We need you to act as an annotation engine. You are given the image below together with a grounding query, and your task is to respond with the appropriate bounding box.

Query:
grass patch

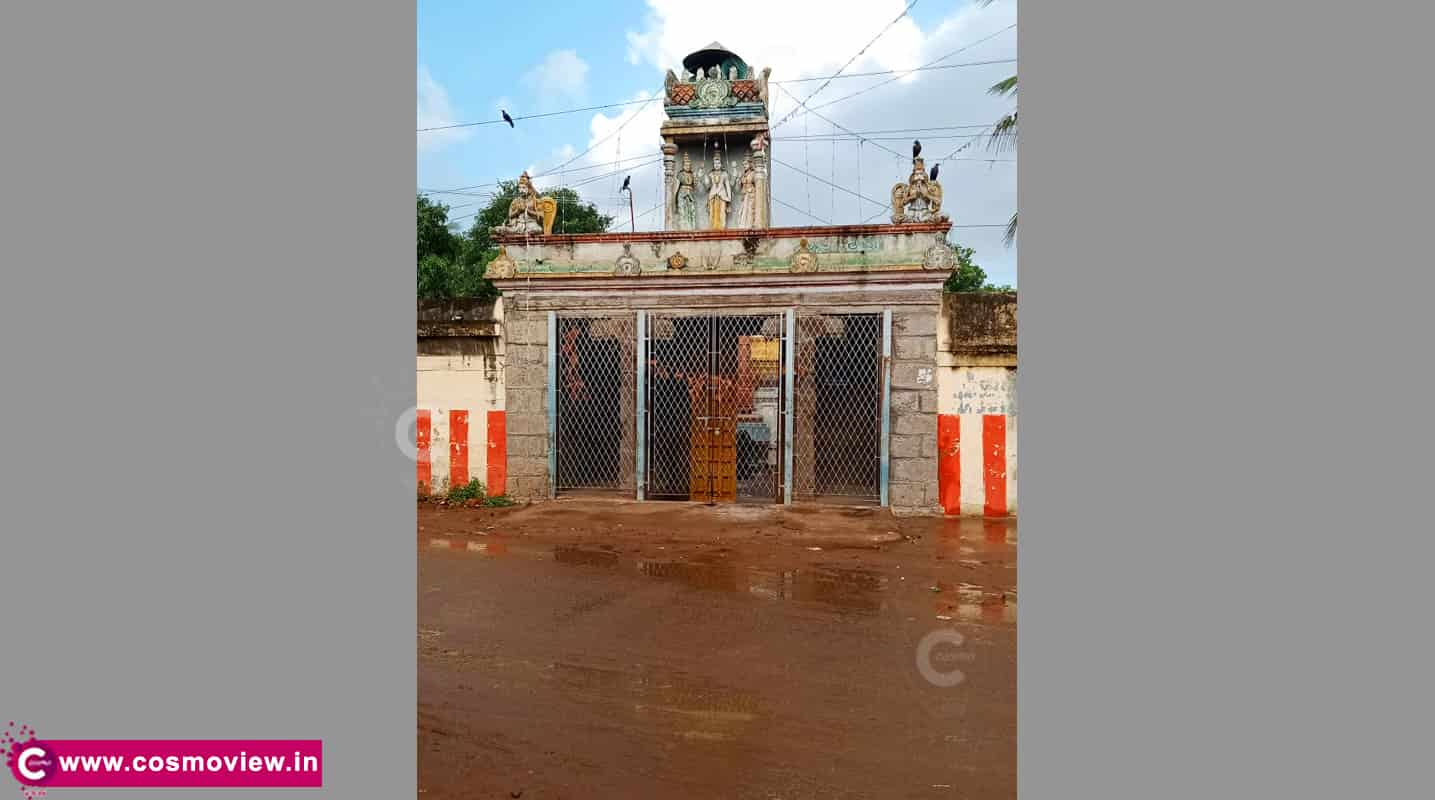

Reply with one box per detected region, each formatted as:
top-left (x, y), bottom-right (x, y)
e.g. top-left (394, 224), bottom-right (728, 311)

top-left (438, 479), bottom-right (518, 508)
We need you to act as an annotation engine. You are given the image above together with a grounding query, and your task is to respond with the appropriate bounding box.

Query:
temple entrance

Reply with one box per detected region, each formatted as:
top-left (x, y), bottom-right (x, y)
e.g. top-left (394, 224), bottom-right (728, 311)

top-left (644, 313), bottom-right (786, 503)
top-left (792, 313), bottom-right (884, 504)
top-left (553, 314), bottom-right (638, 496)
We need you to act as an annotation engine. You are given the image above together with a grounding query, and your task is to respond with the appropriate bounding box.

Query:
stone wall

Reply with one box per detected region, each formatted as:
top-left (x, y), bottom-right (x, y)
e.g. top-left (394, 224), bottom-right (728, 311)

top-left (887, 307), bottom-right (943, 515)
top-left (492, 279), bottom-right (944, 514)
top-left (416, 288), bottom-right (1016, 516)
top-left (498, 302), bottom-right (551, 501)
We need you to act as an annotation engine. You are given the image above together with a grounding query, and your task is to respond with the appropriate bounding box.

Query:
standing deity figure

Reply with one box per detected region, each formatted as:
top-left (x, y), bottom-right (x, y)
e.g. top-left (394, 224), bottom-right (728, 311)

top-left (702, 153), bottom-right (734, 229)
top-left (728, 65), bottom-right (738, 80)
top-left (734, 156), bottom-right (759, 229)
top-left (675, 153), bottom-right (698, 231)
top-left (891, 157), bottom-right (945, 224)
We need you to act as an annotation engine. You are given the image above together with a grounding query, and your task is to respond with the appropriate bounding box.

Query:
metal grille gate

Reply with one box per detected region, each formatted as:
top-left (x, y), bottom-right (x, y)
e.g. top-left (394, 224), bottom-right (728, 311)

top-left (792, 313), bottom-right (885, 504)
top-left (553, 314), bottom-right (637, 495)
top-left (644, 313), bottom-right (786, 503)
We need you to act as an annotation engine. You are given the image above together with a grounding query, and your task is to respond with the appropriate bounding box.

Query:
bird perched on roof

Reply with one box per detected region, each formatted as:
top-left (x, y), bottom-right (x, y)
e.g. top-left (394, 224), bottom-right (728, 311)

top-left (929, 163), bottom-right (940, 181)
top-left (621, 175), bottom-right (631, 192)
top-left (913, 139), bottom-right (922, 159)
top-left (501, 109), bottom-right (514, 128)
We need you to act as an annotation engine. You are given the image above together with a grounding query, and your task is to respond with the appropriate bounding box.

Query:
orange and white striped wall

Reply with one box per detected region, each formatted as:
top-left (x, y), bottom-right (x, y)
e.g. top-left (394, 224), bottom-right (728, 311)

top-left (936, 366), bottom-right (1017, 517)
top-left (416, 353), bottom-right (506, 496)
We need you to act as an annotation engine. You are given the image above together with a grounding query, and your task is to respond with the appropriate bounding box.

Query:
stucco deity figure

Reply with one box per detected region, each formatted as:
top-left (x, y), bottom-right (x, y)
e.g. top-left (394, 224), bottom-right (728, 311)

top-left (891, 157), bottom-right (945, 224)
top-left (675, 154), bottom-right (698, 231)
top-left (497, 171), bottom-right (556, 234)
top-left (728, 65), bottom-right (738, 80)
top-left (702, 153), bottom-right (734, 229)
top-left (734, 156), bottom-right (759, 229)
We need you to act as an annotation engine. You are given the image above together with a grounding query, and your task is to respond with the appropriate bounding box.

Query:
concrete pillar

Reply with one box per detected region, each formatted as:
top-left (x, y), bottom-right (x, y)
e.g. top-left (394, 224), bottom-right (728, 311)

top-left (750, 133), bottom-right (770, 229)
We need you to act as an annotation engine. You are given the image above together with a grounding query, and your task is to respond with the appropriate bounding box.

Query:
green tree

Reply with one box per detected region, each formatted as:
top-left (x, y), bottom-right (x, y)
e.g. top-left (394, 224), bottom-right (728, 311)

top-left (417, 195), bottom-right (457, 262)
top-left (417, 184), bottom-right (612, 300)
top-left (942, 242), bottom-right (1013, 293)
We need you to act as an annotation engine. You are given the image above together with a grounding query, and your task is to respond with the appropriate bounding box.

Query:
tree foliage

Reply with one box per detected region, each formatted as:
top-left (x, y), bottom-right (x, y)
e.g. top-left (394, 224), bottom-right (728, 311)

top-left (416, 186), bottom-right (611, 300)
top-left (943, 242), bottom-right (1013, 293)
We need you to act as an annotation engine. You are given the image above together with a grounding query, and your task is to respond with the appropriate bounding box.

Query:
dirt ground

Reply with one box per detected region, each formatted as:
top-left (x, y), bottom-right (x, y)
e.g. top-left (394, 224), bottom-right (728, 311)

top-left (418, 499), bottom-right (1016, 799)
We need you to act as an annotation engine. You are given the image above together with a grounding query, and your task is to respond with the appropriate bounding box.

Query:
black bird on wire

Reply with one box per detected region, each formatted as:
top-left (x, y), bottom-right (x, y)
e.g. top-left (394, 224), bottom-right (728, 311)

top-left (620, 175), bottom-right (631, 192)
top-left (501, 109), bottom-right (514, 128)
top-left (929, 163), bottom-right (940, 181)
top-left (913, 139), bottom-right (922, 159)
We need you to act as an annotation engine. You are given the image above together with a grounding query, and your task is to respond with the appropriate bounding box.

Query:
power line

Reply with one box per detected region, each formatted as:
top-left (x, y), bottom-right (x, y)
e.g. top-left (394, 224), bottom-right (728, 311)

top-left (774, 196), bottom-right (833, 226)
top-left (801, 27), bottom-right (1016, 116)
top-left (418, 96), bottom-right (655, 132)
top-left (771, 84), bottom-right (907, 161)
top-left (546, 91), bottom-right (662, 176)
top-left (419, 151), bottom-right (662, 196)
top-left (772, 156), bottom-right (892, 211)
top-left (440, 159), bottom-right (661, 225)
top-left (774, 58), bottom-right (1016, 86)
top-left (773, 0), bottom-right (921, 129)
top-left (415, 58), bottom-right (1015, 135)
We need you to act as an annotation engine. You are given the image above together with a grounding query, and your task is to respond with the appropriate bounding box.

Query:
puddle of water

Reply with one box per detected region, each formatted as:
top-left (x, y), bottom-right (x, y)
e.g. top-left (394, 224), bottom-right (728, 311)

top-left (554, 545), bottom-right (619, 567)
top-left (427, 539), bottom-right (1009, 620)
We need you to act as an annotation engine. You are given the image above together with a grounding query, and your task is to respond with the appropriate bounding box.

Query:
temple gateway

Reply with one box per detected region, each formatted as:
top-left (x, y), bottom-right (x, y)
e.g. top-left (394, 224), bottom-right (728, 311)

top-left (431, 42), bottom-right (1016, 516)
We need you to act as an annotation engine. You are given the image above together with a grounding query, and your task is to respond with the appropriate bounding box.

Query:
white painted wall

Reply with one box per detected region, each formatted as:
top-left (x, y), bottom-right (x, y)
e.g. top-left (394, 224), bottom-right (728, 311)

top-left (417, 294), bottom-right (506, 496)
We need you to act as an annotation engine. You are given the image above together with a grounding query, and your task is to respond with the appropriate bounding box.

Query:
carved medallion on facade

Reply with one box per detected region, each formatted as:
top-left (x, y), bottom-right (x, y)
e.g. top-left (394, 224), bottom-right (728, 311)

top-left (922, 235), bottom-right (956, 271)
top-left (789, 238), bottom-right (818, 273)
top-left (692, 77), bottom-right (737, 109)
top-left (665, 250), bottom-right (688, 270)
top-left (485, 246), bottom-right (517, 279)
top-left (614, 243), bottom-right (642, 276)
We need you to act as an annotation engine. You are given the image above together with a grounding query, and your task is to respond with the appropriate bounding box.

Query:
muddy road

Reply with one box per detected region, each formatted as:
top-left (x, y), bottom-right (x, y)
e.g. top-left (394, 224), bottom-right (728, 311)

top-left (419, 500), bottom-right (1016, 799)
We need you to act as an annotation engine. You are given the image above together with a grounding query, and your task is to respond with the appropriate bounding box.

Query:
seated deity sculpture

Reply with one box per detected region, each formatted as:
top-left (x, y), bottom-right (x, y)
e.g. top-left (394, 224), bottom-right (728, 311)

top-left (495, 172), bottom-right (557, 235)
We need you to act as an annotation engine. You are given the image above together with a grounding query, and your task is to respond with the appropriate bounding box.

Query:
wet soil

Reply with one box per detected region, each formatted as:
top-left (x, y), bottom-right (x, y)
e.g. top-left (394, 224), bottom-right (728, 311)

top-left (419, 500), bottom-right (1016, 799)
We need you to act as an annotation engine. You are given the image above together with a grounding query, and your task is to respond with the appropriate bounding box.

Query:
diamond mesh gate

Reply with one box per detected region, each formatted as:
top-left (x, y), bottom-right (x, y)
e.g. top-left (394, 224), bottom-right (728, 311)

top-left (645, 313), bottom-right (786, 503)
top-left (553, 314), bottom-right (637, 495)
top-left (793, 313), bottom-right (884, 504)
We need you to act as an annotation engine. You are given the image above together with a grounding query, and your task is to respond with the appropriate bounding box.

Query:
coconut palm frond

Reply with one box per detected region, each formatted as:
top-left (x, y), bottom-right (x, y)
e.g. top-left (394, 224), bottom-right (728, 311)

top-left (988, 75), bottom-right (1017, 98)
top-left (987, 110), bottom-right (1017, 154)
top-left (1004, 211), bottom-right (1017, 248)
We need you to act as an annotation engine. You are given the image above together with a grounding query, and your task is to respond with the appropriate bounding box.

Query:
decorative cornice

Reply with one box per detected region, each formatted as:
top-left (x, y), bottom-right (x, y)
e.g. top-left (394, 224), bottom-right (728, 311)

top-left (494, 220), bottom-right (952, 246)
top-left (490, 266), bottom-right (946, 293)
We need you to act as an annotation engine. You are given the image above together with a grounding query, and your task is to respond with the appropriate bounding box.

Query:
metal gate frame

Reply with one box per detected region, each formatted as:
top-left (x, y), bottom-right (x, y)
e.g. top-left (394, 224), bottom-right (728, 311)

top-left (547, 311), bottom-right (638, 497)
top-left (548, 307), bottom-right (894, 506)
top-left (638, 310), bottom-right (788, 504)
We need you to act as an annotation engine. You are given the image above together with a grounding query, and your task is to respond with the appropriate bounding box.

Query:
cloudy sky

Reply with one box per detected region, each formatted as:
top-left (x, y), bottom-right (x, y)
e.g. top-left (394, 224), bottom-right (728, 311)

top-left (418, 0), bottom-right (1017, 285)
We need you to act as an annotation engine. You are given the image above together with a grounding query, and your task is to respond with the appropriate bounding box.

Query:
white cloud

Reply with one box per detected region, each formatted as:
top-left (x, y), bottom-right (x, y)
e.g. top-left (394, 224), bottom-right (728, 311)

top-left (417, 65), bottom-right (470, 154)
top-left (609, 0), bottom-right (1019, 279)
top-left (624, 0), bottom-right (925, 83)
top-left (522, 49), bottom-right (591, 107)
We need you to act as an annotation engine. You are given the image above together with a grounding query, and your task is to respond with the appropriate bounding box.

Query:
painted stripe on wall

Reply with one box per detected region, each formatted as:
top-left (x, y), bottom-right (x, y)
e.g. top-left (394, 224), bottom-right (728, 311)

top-left (486, 410), bottom-right (507, 496)
top-left (982, 415), bottom-right (1007, 517)
top-left (1005, 412), bottom-right (1017, 515)
top-left (937, 414), bottom-right (961, 514)
top-left (938, 413), bottom-right (1016, 517)
top-left (416, 410), bottom-right (432, 492)
top-left (449, 410), bottom-right (469, 489)
top-left (958, 414), bottom-right (986, 514)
